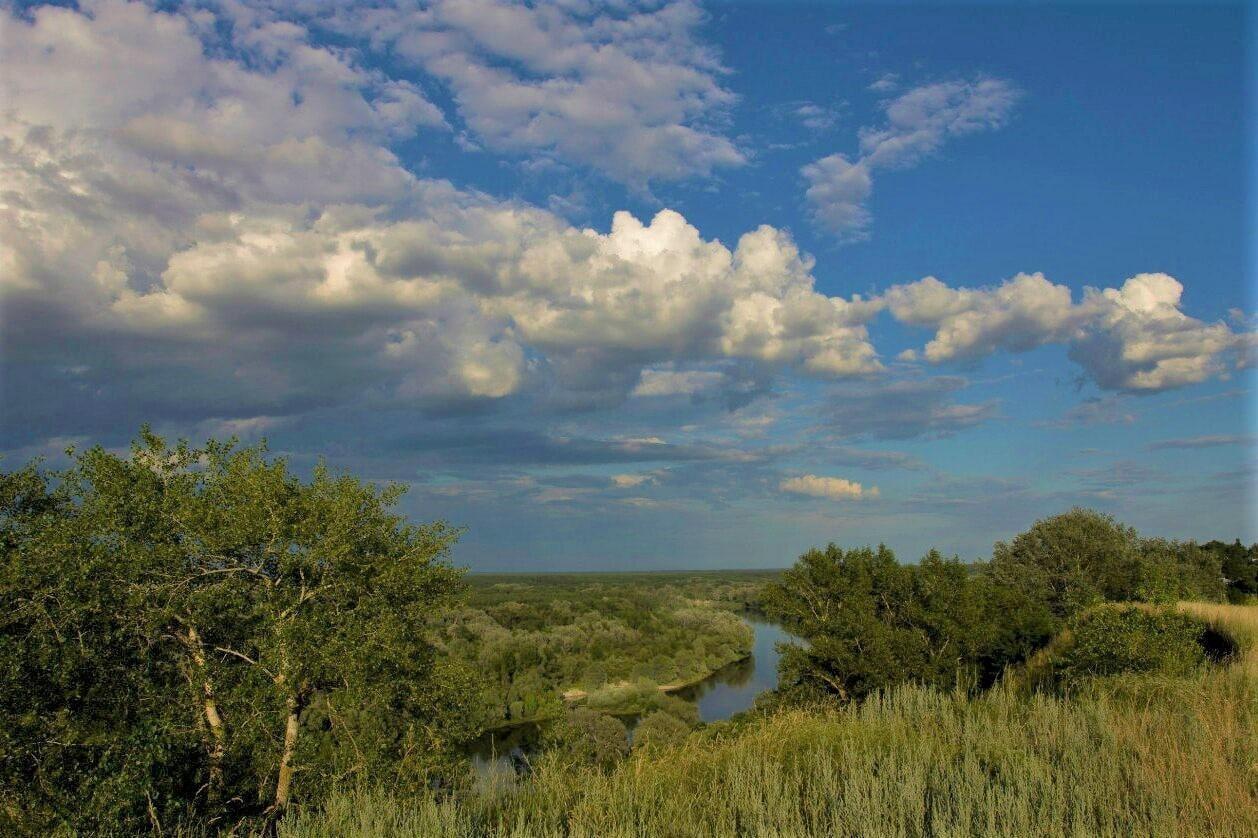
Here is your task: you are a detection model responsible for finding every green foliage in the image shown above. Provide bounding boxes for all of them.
[763,545,1038,702]
[633,711,691,751]
[1043,606,1212,690]
[7,437,1255,838]
[438,574,756,727]
[279,641,1258,837]
[989,508,1143,618]
[1136,538,1226,603]
[543,708,630,769]
[987,508,1228,623]
[0,430,475,833]
[1202,539,1258,602]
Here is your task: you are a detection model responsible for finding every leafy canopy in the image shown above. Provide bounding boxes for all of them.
[0,429,477,834]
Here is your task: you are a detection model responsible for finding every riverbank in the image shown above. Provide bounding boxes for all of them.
[285,603,1258,838]
[470,616,792,770]
[558,652,753,705]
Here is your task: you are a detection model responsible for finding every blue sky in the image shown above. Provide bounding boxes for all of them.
[0,0,1253,569]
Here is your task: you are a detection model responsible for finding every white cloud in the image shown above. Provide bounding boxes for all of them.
[868,73,899,93]
[632,368,727,397]
[803,78,1019,241]
[367,0,745,185]
[800,154,874,242]
[0,1,882,424]
[794,103,839,131]
[885,273,1083,362]
[887,271,1253,393]
[612,473,655,488]
[780,474,878,500]
[1072,273,1242,391]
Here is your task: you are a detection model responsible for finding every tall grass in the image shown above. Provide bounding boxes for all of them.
[280,604,1258,838]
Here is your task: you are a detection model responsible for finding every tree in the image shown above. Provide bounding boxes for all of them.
[988,508,1142,619]
[762,545,993,703]
[1202,539,1258,602]
[544,708,629,768]
[1136,539,1225,603]
[0,430,478,833]
[633,711,690,751]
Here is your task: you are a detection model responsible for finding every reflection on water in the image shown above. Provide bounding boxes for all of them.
[469,616,796,772]
[674,616,794,723]
[469,721,546,774]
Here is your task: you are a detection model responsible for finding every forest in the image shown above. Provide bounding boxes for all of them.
[1,431,1255,835]
[442,572,764,727]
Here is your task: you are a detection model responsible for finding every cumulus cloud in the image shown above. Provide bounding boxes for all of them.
[360,0,745,185]
[0,0,882,442]
[780,474,878,500]
[884,273,1081,362]
[1070,273,1245,391]
[887,271,1253,393]
[803,78,1019,241]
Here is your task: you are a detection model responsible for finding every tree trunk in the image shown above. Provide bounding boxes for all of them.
[271,687,307,815]
[185,625,226,802]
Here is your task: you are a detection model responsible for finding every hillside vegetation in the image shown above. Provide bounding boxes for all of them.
[442,573,764,728]
[283,601,1257,837]
[2,430,1255,835]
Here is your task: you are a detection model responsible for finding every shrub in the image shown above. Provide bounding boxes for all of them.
[1050,607,1212,689]
[633,711,691,751]
[544,708,629,769]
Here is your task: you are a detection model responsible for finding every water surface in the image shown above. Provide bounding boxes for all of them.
[674,616,794,722]
[469,615,795,771]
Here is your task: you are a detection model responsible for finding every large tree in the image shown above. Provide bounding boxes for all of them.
[0,430,478,833]
[763,545,995,703]
[987,508,1143,619]
[1202,539,1258,602]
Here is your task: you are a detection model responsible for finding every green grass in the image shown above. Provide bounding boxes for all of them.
[279,603,1258,837]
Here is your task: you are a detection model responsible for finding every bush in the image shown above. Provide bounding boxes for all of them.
[1049,607,1212,689]
[633,711,691,751]
[543,708,629,769]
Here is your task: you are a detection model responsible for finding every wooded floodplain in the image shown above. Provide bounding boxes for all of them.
[1,430,1255,836]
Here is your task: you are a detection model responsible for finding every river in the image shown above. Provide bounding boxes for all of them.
[672,615,792,722]
[469,615,793,771]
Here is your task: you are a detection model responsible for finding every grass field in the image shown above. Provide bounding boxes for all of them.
[279,603,1258,838]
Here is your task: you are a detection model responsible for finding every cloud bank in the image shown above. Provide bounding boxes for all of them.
[886,272,1251,392]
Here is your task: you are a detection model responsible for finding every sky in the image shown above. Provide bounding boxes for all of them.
[0,0,1254,570]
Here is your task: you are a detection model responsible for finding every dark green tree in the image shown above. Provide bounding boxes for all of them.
[762,545,995,703]
[988,508,1143,619]
[1136,539,1225,603]
[1202,539,1258,602]
[544,708,629,769]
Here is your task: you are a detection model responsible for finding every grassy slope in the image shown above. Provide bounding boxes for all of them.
[281,603,1258,838]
